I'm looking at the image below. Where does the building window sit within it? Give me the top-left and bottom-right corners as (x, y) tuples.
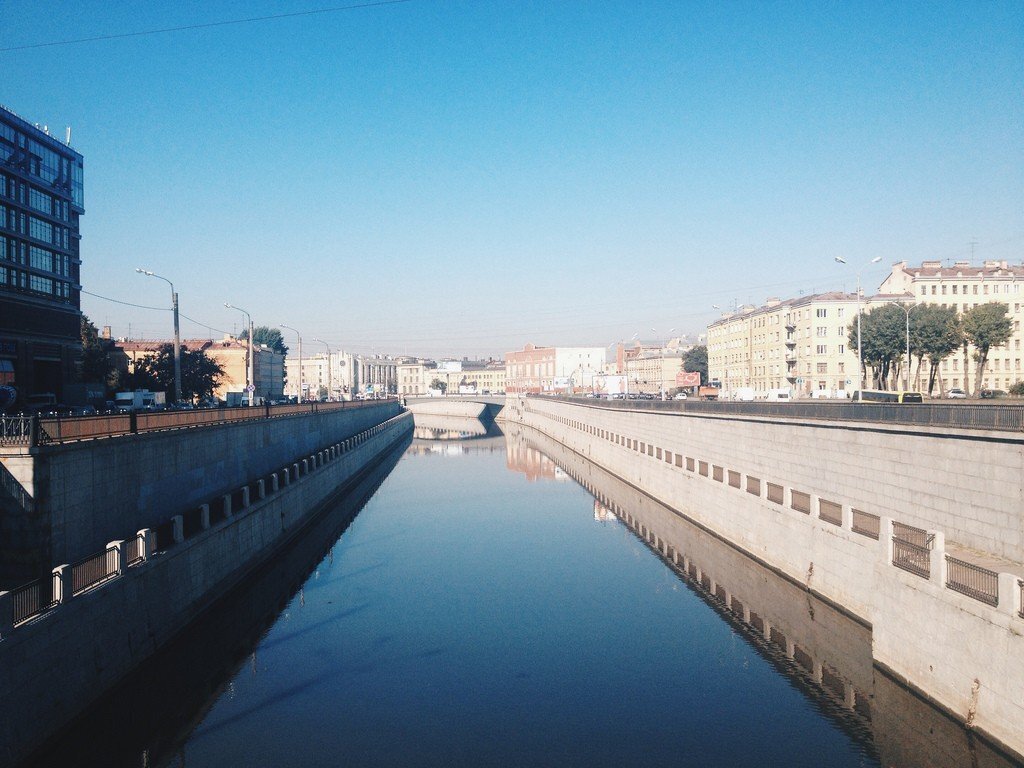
(816, 308), (827, 318)
(816, 345), (826, 354)
(816, 362), (827, 374)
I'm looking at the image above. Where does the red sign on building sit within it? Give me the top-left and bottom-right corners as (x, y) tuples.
(675, 371), (700, 387)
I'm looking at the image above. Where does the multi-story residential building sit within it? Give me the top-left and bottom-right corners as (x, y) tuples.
(0, 106), (84, 404)
(879, 259), (1024, 393)
(397, 358), (433, 397)
(505, 344), (606, 394)
(284, 350), (357, 401)
(708, 293), (867, 398)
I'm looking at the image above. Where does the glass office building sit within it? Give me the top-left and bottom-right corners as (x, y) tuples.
(0, 104), (84, 404)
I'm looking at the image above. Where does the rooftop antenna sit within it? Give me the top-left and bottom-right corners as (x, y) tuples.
(65, 126), (71, 145)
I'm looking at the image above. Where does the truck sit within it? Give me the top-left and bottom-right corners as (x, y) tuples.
(698, 386), (720, 401)
(114, 390), (165, 412)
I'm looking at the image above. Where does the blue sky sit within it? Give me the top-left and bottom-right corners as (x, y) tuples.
(2, 1), (1021, 358)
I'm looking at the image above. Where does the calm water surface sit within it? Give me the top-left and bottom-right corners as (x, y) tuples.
(166, 430), (877, 768)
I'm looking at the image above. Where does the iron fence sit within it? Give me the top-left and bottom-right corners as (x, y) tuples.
(851, 509), (880, 539)
(893, 521), (929, 547)
(819, 499), (842, 526)
(945, 556), (999, 606)
(543, 395), (1024, 433)
(71, 548), (117, 595)
(125, 535), (144, 566)
(10, 578), (52, 625)
(893, 538), (930, 579)
(0, 399), (388, 447)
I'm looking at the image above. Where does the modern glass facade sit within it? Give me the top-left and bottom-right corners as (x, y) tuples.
(0, 105), (84, 402)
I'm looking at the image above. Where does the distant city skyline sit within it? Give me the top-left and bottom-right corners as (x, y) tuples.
(2, 1), (1020, 359)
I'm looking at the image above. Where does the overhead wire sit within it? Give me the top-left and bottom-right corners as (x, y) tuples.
(0, 0), (417, 52)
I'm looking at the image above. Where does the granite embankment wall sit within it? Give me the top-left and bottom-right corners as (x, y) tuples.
(0, 409), (412, 766)
(502, 397), (1024, 761)
(0, 401), (401, 580)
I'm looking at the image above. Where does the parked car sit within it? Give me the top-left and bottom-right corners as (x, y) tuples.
(673, 392), (688, 400)
(980, 389), (1006, 399)
(946, 388), (967, 399)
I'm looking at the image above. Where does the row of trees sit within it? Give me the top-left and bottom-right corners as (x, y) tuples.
(850, 302), (1014, 395)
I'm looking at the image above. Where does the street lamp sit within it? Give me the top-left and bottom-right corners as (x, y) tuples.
(888, 301), (917, 391)
(313, 338), (332, 401)
(835, 256), (882, 389)
(651, 327), (675, 399)
(280, 324), (302, 402)
(225, 303), (255, 406)
(136, 268), (181, 403)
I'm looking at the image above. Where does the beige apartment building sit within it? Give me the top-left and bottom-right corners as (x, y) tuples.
(708, 293), (865, 398)
(879, 259), (1024, 393)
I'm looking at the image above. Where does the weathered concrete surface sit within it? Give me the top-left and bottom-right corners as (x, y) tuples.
(408, 400), (488, 419)
(0, 411), (412, 766)
(0, 402), (400, 584)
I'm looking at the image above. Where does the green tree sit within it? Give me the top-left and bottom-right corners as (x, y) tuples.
(429, 378), (448, 394)
(132, 343), (224, 402)
(79, 315), (115, 388)
(909, 304), (961, 395)
(849, 305), (905, 388)
(963, 303), (1013, 395)
(683, 345), (708, 384)
(239, 326), (288, 356)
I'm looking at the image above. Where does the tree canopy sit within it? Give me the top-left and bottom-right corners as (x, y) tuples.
(908, 304), (960, 394)
(80, 315), (116, 387)
(130, 343), (224, 402)
(962, 303), (1012, 394)
(849, 305), (906, 388)
(239, 326), (288, 356)
(683, 345), (708, 384)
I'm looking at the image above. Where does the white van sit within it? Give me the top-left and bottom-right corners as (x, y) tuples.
(733, 387), (756, 402)
(765, 388), (791, 402)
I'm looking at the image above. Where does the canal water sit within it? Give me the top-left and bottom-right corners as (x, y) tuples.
(27, 417), (1018, 768)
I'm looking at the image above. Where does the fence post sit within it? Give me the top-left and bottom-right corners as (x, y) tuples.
(138, 529), (154, 561)
(996, 573), (1018, 616)
(258, 479), (266, 500)
(929, 530), (945, 584)
(293, 462), (300, 480)
(271, 473), (279, 493)
(29, 413), (40, 448)
(282, 469), (289, 486)
(107, 540), (126, 576)
(879, 517), (894, 565)
(841, 504), (853, 531)
(241, 486), (250, 508)
(302, 459), (309, 475)
(0, 591), (12, 637)
(52, 564), (71, 604)
(200, 504), (210, 530)
(172, 515), (184, 544)
(222, 494), (232, 519)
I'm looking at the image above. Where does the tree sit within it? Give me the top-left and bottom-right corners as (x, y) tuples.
(963, 303), (1013, 395)
(79, 315), (116, 388)
(849, 305), (905, 388)
(239, 326), (288, 356)
(909, 304), (961, 395)
(429, 378), (448, 394)
(683, 345), (708, 384)
(132, 343), (224, 402)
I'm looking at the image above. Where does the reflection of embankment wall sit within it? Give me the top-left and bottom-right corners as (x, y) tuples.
(513, 424), (1020, 768)
(502, 399), (1024, 762)
(0, 412), (412, 766)
(0, 402), (402, 581)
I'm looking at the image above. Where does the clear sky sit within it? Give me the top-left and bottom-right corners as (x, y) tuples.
(2, 1), (1021, 358)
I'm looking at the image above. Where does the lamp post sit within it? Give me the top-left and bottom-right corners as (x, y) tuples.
(280, 324), (302, 402)
(136, 268), (181, 403)
(888, 301), (916, 391)
(651, 327), (675, 399)
(313, 338), (332, 400)
(225, 303), (254, 406)
(835, 256), (882, 389)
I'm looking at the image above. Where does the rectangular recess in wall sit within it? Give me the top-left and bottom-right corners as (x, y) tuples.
(699, 461), (709, 477)
(647, 445), (654, 457)
(766, 482), (784, 503)
(791, 490), (811, 514)
(729, 470), (742, 489)
(656, 448), (663, 460)
(713, 465), (724, 482)
(675, 454), (683, 468)
(819, 499), (842, 526)
(664, 451), (672, 464)
(639, 441), (646, 453)
(746, 476), (761, 496)
(686, 457), (695, 471)
(852, 509), (880, 539)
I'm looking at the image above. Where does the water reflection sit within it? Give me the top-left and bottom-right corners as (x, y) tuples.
(22, 437), (411, 768)
(411, 413), (504, 442)
(504, 423), (1024, 768)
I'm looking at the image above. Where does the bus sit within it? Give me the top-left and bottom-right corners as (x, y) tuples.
(850, 389), (923, 404)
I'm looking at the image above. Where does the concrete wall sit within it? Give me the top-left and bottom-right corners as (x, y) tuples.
(502, 397), (1024, 760)
(0, 410), (412, 765)
(0, 402), (400, 582)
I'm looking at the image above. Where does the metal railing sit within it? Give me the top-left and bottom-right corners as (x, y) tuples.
(791, 490), (811, 514)
(893, 538), (930, 579)
(766, 482), (784, 503)
(0, 399), (391, 447)
(893, 522), (929, 547)
(126, 535), (145, 566)
(851, 509), (880, 539)
(945, 556), (999, 606)
(542, 395), (1024, 433)
(71, 549), (117, 595)
(819, 499), (842, 526)
(10, 577), (53, 625)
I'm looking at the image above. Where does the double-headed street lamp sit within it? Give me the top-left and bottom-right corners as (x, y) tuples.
(136, 268), (181, 402)
(225, 303), (255, 406)
(835, 256), (882, 389)
(313, 337), (332, 400)
(280, 324), (302, 402)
